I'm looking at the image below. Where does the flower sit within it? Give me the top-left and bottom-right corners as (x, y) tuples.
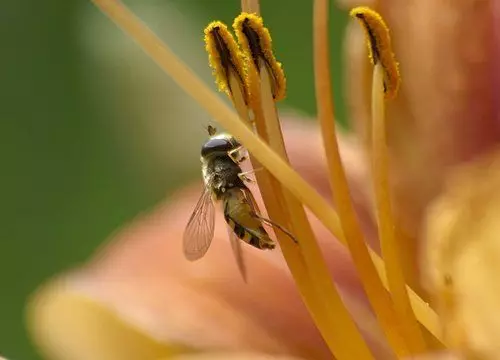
(345, 0), (500, 276)
(26, 0), (500, 359)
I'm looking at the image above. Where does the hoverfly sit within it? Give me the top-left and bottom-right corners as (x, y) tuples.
(183, 125), (295, 281)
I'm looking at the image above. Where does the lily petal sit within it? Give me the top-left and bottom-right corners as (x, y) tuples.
(27, 121), (389, 360)
(424, 148), (500, 359)
(27, 279), (189, 360)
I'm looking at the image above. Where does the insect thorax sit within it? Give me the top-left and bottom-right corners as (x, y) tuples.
(202, 155), (245, 199)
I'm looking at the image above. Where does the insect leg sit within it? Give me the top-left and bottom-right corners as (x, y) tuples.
(252, 212), (298, 244)
(228, 146), (246, 164)
(238, 167), (264, 183)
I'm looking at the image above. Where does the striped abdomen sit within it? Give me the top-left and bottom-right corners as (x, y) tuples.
(225, 216), (275, 249)
(222, 190), (275, 250)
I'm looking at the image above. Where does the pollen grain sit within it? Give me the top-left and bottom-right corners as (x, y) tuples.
(233, 13), (286, 102)
(204, 21), (248, 103)
(350, 6), (400, 99)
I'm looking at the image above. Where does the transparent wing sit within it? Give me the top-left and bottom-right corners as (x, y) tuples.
(226, 225), (248, 282)
(240, 185), (262, 216)
(241, 186), (297, 243)
(183, 187), (216, 261)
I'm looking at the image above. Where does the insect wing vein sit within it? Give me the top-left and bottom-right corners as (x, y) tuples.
(183, 187), (216, 261)
(227, 224), (248, 282)
(240, 186), (263, 218)
(241, 186), (296, 243)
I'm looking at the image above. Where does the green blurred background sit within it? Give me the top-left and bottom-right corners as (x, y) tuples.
(0, 1), (348, 358)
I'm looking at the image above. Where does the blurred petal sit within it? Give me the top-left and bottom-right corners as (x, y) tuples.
(424, 148), (500, 359)
(27, 279), (189, 360)
(27, 121), (390, 359)
(344, 0), (500, 279)
(382, 0), (500, 236)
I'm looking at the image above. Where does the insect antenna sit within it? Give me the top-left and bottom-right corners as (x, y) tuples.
(207, 124), (217, 136)
(201, 123), (218, 136)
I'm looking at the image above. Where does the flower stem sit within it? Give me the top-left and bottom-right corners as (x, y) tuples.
(313, 0), (413, 356)
(263, 64), (374, 358)
(232, 64), (368, 359)
(241, 0), (260, 13)
(236, 3), (374, 358)
(371, 63), (427, 353)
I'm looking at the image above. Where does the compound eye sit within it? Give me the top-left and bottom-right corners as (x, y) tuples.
(201, 138), (232, 156)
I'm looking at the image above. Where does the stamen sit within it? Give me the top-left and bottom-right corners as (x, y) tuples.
(313, 0), (413, 356)
(91, 0), (443, 350)
(240, 0), (260, 14)
(233, 13), (286, 102)
(352, 6), (428, 354)
(235, 5), (373, 358)
(207, 26), (314, 349)
(350, 7), (400, 100)
(204, 22), (248, 103)
(205, 4), (374, 356)
(262, 65), (375, 360)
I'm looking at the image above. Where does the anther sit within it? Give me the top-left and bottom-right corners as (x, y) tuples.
(204, 21), (249, 103)
(350, 7), (400, 100)
(233, 13), (286, 102)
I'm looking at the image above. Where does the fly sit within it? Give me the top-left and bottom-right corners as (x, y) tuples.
(183, 125), (295, 281)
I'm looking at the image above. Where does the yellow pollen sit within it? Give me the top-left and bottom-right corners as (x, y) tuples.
(204, 21), (248, 103)
(233, 13), (286, 102)
(350, 7), (400, 100)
